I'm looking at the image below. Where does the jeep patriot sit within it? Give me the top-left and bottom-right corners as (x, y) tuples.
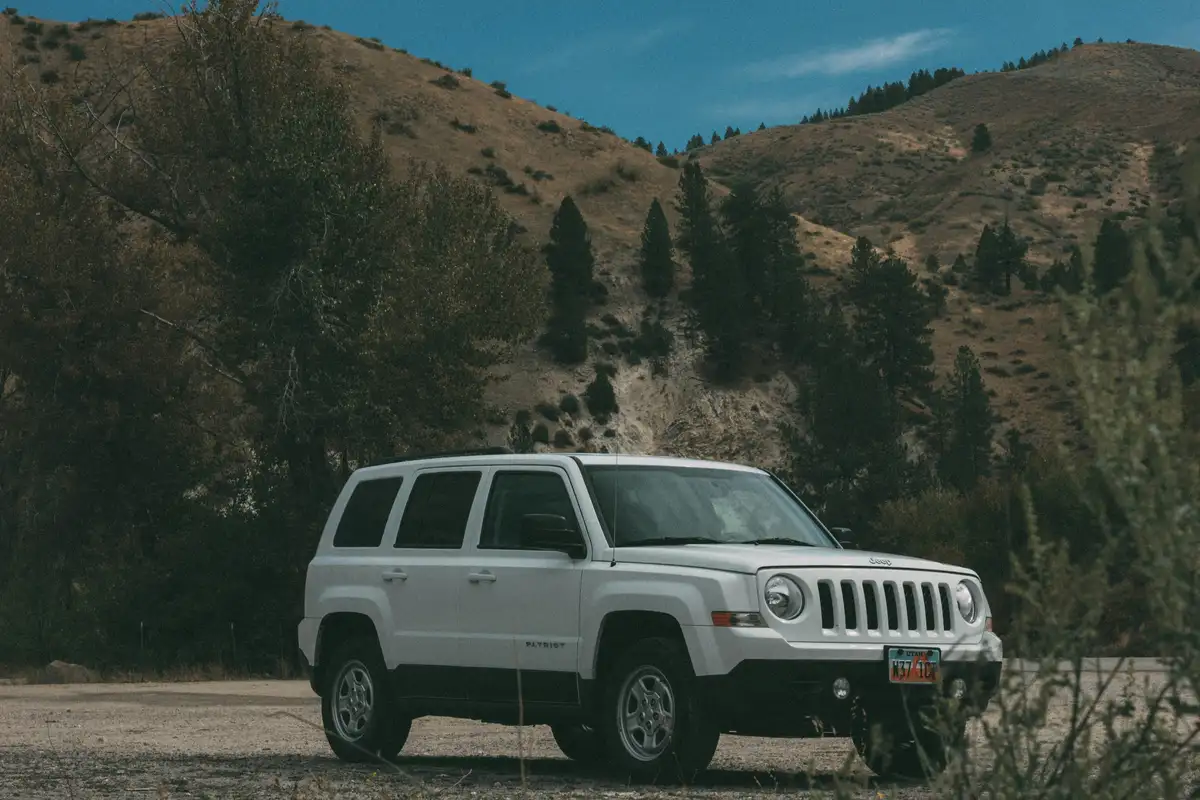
(298, 449), (1003, 781)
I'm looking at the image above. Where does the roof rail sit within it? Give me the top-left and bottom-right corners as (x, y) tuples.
(368, 446), (514, 467)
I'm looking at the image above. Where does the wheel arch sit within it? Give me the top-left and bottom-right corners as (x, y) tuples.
(312, 612), (383, 696)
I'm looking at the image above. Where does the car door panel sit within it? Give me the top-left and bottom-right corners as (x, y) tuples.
(457, 466), (588, 706)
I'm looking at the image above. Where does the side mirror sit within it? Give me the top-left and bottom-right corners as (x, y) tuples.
(520, 514), (587, 560)
(831, 527), (855, 549)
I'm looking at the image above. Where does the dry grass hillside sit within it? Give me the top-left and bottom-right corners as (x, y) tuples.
(0, 10), (863, 467)
(699, 42), (1200, 450)
(7, 14), (1191, 461)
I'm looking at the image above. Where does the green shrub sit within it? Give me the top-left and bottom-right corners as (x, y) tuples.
(131, 11), (163, 20)
(429, 73), (459, 90)
(534, 402), (560, 422)
(65, 42), (86, 60)
(531, 422), (550, 444)
(480, 146), (496, 158)
(536, 119), (562, 134)
(558, 394), (581, 415)
(584, 366), (619, 419)
(552, 429), (573, 448)
(38, 68), (59, 84)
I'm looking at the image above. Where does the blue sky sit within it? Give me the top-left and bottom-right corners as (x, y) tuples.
(24, 0), (1200, 149)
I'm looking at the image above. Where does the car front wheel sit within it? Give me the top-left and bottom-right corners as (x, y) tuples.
(320, 637), (410, 764)
(598, 637), (720, 783)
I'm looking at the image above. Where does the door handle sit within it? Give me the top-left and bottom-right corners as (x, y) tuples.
(381, 569), (408, 582)
(467, 571), (497, 584)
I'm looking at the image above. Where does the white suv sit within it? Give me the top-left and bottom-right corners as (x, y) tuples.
(298, 449), (1003, 782)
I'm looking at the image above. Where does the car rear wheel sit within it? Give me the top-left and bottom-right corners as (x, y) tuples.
(320, 637), (410, 763)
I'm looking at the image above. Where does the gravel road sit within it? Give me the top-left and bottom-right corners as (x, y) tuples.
(0, 673), (1192, 799)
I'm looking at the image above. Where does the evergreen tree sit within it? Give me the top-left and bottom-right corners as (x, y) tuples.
(541, 196), (595, 364)
(952, 252), (970, 274)
(971, 122), (992, 153)
(710, 131), (721, 144)
(845, 240), (936, 398)
(655, 141), (668, 157)
(685, 133), (705, 151)
(675, 161), (747, 381)
(1092, 217), (1133, 295)
(633, 136), (652, 152)
(973, 220), (1028, 294)
(720, 182), (813, 356)
(638, 198), (675, 300)
(934, 345), (995, 491)
(925, 253), (941, 273)
(788, 300), (909, 534)
(757, 122), (766, 131)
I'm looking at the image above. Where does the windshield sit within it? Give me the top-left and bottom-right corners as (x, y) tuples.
(582, 465), (837, 548)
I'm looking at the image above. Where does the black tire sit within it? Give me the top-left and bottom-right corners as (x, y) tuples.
(850, 693), (963, 781)
(598, 636), (720, 784)
(550, 723), (606, 765)
(320, 636), (410, 763)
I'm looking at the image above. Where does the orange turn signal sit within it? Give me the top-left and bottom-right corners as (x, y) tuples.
(711, 611), (766, 628)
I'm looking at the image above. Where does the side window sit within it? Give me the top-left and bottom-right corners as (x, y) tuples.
(480, 471), (580, 550)
(394, 471), (482, 549)
(332, 476), (405, 548)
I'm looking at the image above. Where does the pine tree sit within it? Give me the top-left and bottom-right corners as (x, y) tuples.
(541, 196), (594, 364)
(655, 141), (668, 157)
(675, 161), (748, 381)
(633, 136), (652, 152)
(1092, 217), (1133, 295)
(971, 123), (992, 153)
(685, 133), (705, 151)
(934, 345), (995, 491)
(721, 182), (811, 354)
(925, 253), (941, 273)
(710, 131), (721, 144)
(951, 252), (969, 274)
(845, 239), (936, 399)
(788, 299), (909, 532)
(638, 198), (675, 300)
(973, 220), (1027, 294)
(757, 121), (766, 131)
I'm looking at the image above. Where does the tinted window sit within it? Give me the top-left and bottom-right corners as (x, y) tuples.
(481, 471), (579, 549)
(332, 476), (405, 548)
(395, 471), (482, 549)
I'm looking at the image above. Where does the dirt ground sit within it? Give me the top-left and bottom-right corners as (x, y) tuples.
(0, 674), (1192, 799)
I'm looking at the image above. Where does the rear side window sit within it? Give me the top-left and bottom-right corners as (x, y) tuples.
(395, 471), (482, 549)
(332, 476), (405, 548)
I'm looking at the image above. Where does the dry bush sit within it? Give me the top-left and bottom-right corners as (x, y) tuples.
(826, 157), (1200, 798)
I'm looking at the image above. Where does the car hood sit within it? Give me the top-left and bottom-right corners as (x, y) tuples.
(606, 543), (976, 577)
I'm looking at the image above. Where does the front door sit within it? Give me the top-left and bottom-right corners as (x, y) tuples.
(457, 466), (589, 707)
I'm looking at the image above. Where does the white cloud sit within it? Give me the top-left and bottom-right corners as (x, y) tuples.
(741, 28), (954, 81)
(519, 19), (692, 75)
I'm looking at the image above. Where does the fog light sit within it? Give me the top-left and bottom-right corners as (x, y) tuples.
(832, 677), (850, 700)
(950, 678), (967, 700)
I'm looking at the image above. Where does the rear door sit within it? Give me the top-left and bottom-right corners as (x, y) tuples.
(382, 467), (485, 700)
(456, 466), (588, 706)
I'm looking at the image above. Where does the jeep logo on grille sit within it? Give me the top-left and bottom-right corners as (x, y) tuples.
(869, 557), (893, 566)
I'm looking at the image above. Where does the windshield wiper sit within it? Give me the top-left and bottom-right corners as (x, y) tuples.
(742, 537), (818, 546)
(619, 536), (726, 547)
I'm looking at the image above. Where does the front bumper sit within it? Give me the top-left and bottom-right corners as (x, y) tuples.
(694, 643), (1003, 738)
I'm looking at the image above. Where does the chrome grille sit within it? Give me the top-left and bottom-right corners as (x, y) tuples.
(817, 578), (956, 635)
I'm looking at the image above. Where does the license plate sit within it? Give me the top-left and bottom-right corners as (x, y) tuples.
(887, 647), (941, 684)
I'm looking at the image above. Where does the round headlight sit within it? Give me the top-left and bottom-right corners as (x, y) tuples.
(764, 575), (805, 620)
(955, 581), (978, 623)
